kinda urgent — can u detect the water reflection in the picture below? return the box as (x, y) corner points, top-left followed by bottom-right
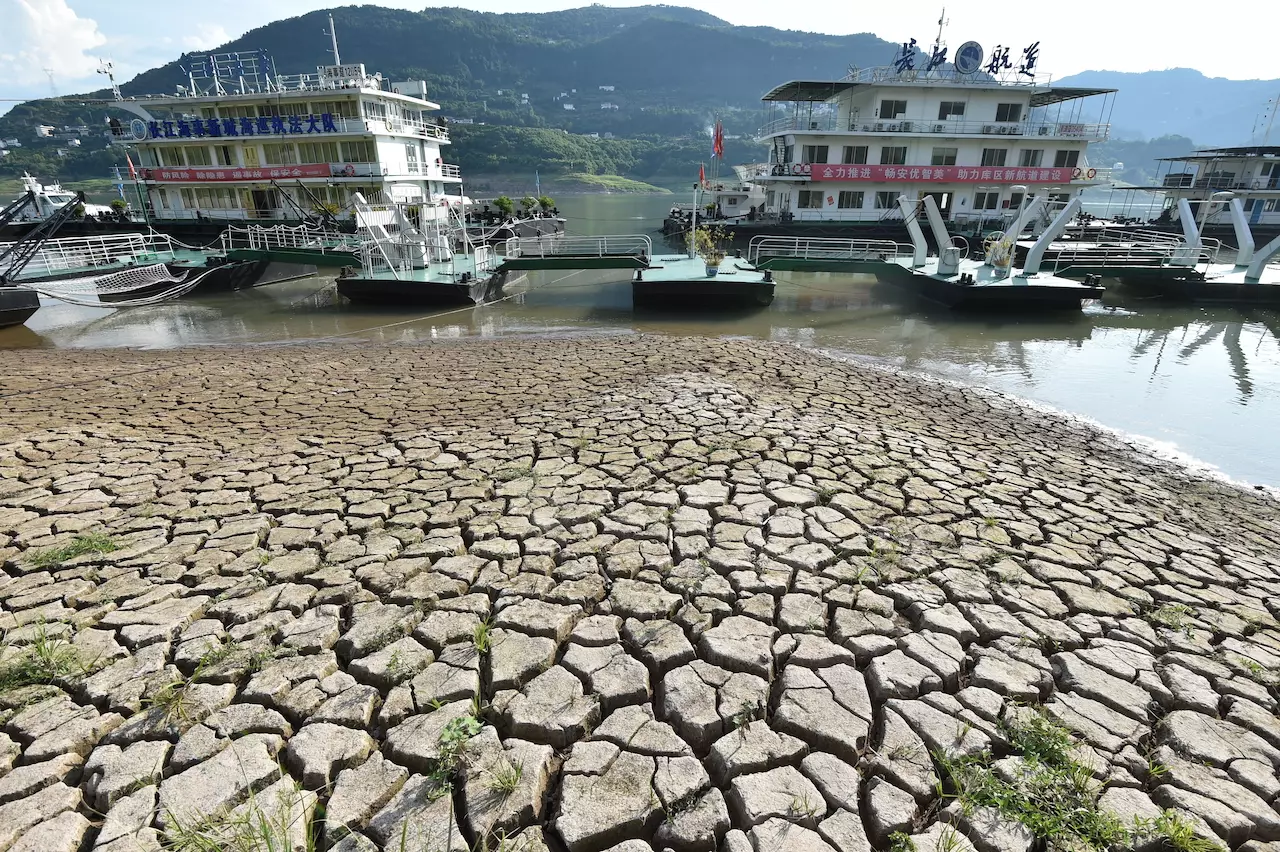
(3, 192), (1279, 487)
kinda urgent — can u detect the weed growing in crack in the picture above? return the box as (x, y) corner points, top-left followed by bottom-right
(27, 533), (118, 568)
(0, 622), (84, 693)
(1134, 811), (1227, 852)
(160, 777), (315, 851)
(1147, 604), (1197, 638)
(494, 464), (535, 483)
(488, 759), (524, 796)
(427, 714), (483, 799)
(888, 831), (917, 852)
(472, 620), (494, 655)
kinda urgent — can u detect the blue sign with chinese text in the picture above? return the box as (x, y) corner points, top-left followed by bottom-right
(148, 113), (340, 139)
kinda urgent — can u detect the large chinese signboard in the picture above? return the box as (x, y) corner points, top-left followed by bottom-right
(144, 113), (342, 139)
(809, 164), (1072, 183)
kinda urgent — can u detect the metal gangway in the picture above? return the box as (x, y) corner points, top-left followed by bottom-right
(498, 234), (652, 270)
(746, 236), (912, 271)
(219, 223), (364, 266)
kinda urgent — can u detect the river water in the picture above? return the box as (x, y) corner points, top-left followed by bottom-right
(3, 194), (1278, 489)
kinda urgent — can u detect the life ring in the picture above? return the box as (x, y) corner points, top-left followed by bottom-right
(1072, 168), (1082, 179)
(342, 164), (356, 177)
(802, 163), (812, 176)
(1086, 168), (1097, 180)
(791, 163), (804, 176)
(384, 120), (393, 132)
(436, 157), (442, 165)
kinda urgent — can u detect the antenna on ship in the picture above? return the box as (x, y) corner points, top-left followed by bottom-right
(932, 7), (949, 58)
(325, 13), (341, 66)
(97, 59), (122, 101)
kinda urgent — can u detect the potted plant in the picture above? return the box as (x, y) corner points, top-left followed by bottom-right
(521, 195), (538, 216)
(984, 232), (1015, 275)
(693, 225), (730, 276)
(538, 195), (555, 214)
(493, 195), (516, 219)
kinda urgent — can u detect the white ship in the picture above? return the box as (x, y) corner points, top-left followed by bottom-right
(5, 173), (113, 222)
(740, 26), (1116, 238)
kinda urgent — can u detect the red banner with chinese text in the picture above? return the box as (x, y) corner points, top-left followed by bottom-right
(142, 164), (334, 182)
(806, 164), (1074, 183)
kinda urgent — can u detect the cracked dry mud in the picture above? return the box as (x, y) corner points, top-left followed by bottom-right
(0, 335), (1278, 852)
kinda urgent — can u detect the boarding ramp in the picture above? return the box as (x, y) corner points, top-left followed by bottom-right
(0, 233), (185, 281)
(747, 236), (911, 272)
(220, 224), (364, 267)
(498, 234), (652, 270)
(1044, 234), (1222, 278)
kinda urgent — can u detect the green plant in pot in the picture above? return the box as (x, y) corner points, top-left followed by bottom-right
(693, 225), (730, 276)
(493, 195), (516, 218)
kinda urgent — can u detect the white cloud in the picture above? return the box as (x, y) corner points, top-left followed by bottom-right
(182, 23), (230, 52)
(0, 0), (107, 88)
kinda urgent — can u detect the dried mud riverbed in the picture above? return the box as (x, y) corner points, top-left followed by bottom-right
(0, 336), (1277, 852)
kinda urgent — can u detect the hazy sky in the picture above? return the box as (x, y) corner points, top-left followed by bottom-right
(3, 0), (1279, 114)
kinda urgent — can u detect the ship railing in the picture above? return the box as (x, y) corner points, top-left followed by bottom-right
(0, 233), (182, 278)
(1048, 237), (1224, 275)
(502, 234), (652, 261)
(756, 115), (1108, 141)
(220, 224), (364, 254)
(747, 235), (911, 265)
(840, 65), (1051, 86)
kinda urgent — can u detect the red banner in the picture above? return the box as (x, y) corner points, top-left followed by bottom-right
(804, 164), (1075, 183)
(142, 164), (334, 182)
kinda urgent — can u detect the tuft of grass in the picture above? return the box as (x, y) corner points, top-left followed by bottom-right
(889, 831), (917, 852)
(493, 464), (535, 483)
(161, 778), (316, 851)
(1147, 603), (1197, 638)
(983, 516), (999, 528)
(1136, 810), (1227, 852)
(472, 620), (494, 655)
(27, 533), (118, 568)
(488, 758), (524, 796)
(937, 710), (1130, 851)
(0, 623), (83, 692)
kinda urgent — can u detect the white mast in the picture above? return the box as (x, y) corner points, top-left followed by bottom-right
(326, 13), (341, 66)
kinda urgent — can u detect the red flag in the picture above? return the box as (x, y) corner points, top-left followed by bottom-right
(698, 162), (705, 185)
(713, 120), (725, 159)
(125, 152), (137, 180)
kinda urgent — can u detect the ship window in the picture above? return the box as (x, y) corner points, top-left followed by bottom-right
(767, 191), (776, 207)
(995, 103), (1023, 122)
(1008, 192), (1025, 208)
(139, 149), (159, 167)
(842, 145), (868, 165)
(981, 148), (1008, 167)
(880, 146), (907, 165)
(938, 101), (966, 120)
(311, 100), (357, 119)
(874, 191), (897, 209)
(341, 140), (376, 163)
(406, 143), (420, 173)
(263, 143), (298, 165)
(298, 141), (340, 164)
(931, 147), (957, 166)
(974, 191), (1001, 210)
(801, 145), (829, 164)
(1019, 149), (1043, 167)
(363, 100), (388, 120)
(1054, 149), (1080, 168)
(880, 100), (907, 119)
(797, 190), (824, 209)
(256, 104), (282, 117)
(837, 191), (863, 209)
(214, 145), (235, 166)
(184, 146), (212, 167)
(159, 147), (185, 167)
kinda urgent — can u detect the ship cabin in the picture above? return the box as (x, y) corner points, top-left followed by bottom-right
(753, 61), (1116, 228)
(111, 52), (462, 225)
(1151, 147), (1280, 228)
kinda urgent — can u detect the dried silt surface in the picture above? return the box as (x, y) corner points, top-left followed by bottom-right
(0, 335), (1277, 852)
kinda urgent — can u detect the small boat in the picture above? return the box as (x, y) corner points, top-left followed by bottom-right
(0, 285), (39, 328)
(5, 173), (114, 223)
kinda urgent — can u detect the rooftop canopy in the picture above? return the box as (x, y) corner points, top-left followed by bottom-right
(1157, 146), (1280, 161)
(761, 78), (1115, 104)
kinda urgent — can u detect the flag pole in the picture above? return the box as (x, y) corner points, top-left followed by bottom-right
(689, 171), (699, 259)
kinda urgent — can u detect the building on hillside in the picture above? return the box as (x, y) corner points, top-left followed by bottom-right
(34, 125), (55, 138)
(563, 104), (576, 111)
(599, 85), (615, 92)
(108, 52), (461, 223)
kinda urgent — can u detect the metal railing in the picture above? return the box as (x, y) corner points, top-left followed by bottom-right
(841, 65), (1051, 87)
(0, 233), (182, 278)
(747, 235), (910, 264)
(1047, 237), (1223, 276)
(219, 224), (364, 254)
(439, 163), (462, 179)
(503, 234), (652, 260)
(756, 115), (1109, 141)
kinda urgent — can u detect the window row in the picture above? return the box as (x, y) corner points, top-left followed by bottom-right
(151, 140), (379, 168)
(877, 99), (1025, 122)
(196, 101), (360, 120)
(796, 190), (1028, 210)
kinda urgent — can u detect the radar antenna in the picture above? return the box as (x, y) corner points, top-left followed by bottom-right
(932, 7), (949, 58)
(97, 59), (122, 101)
(324, 13), (341, 66)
